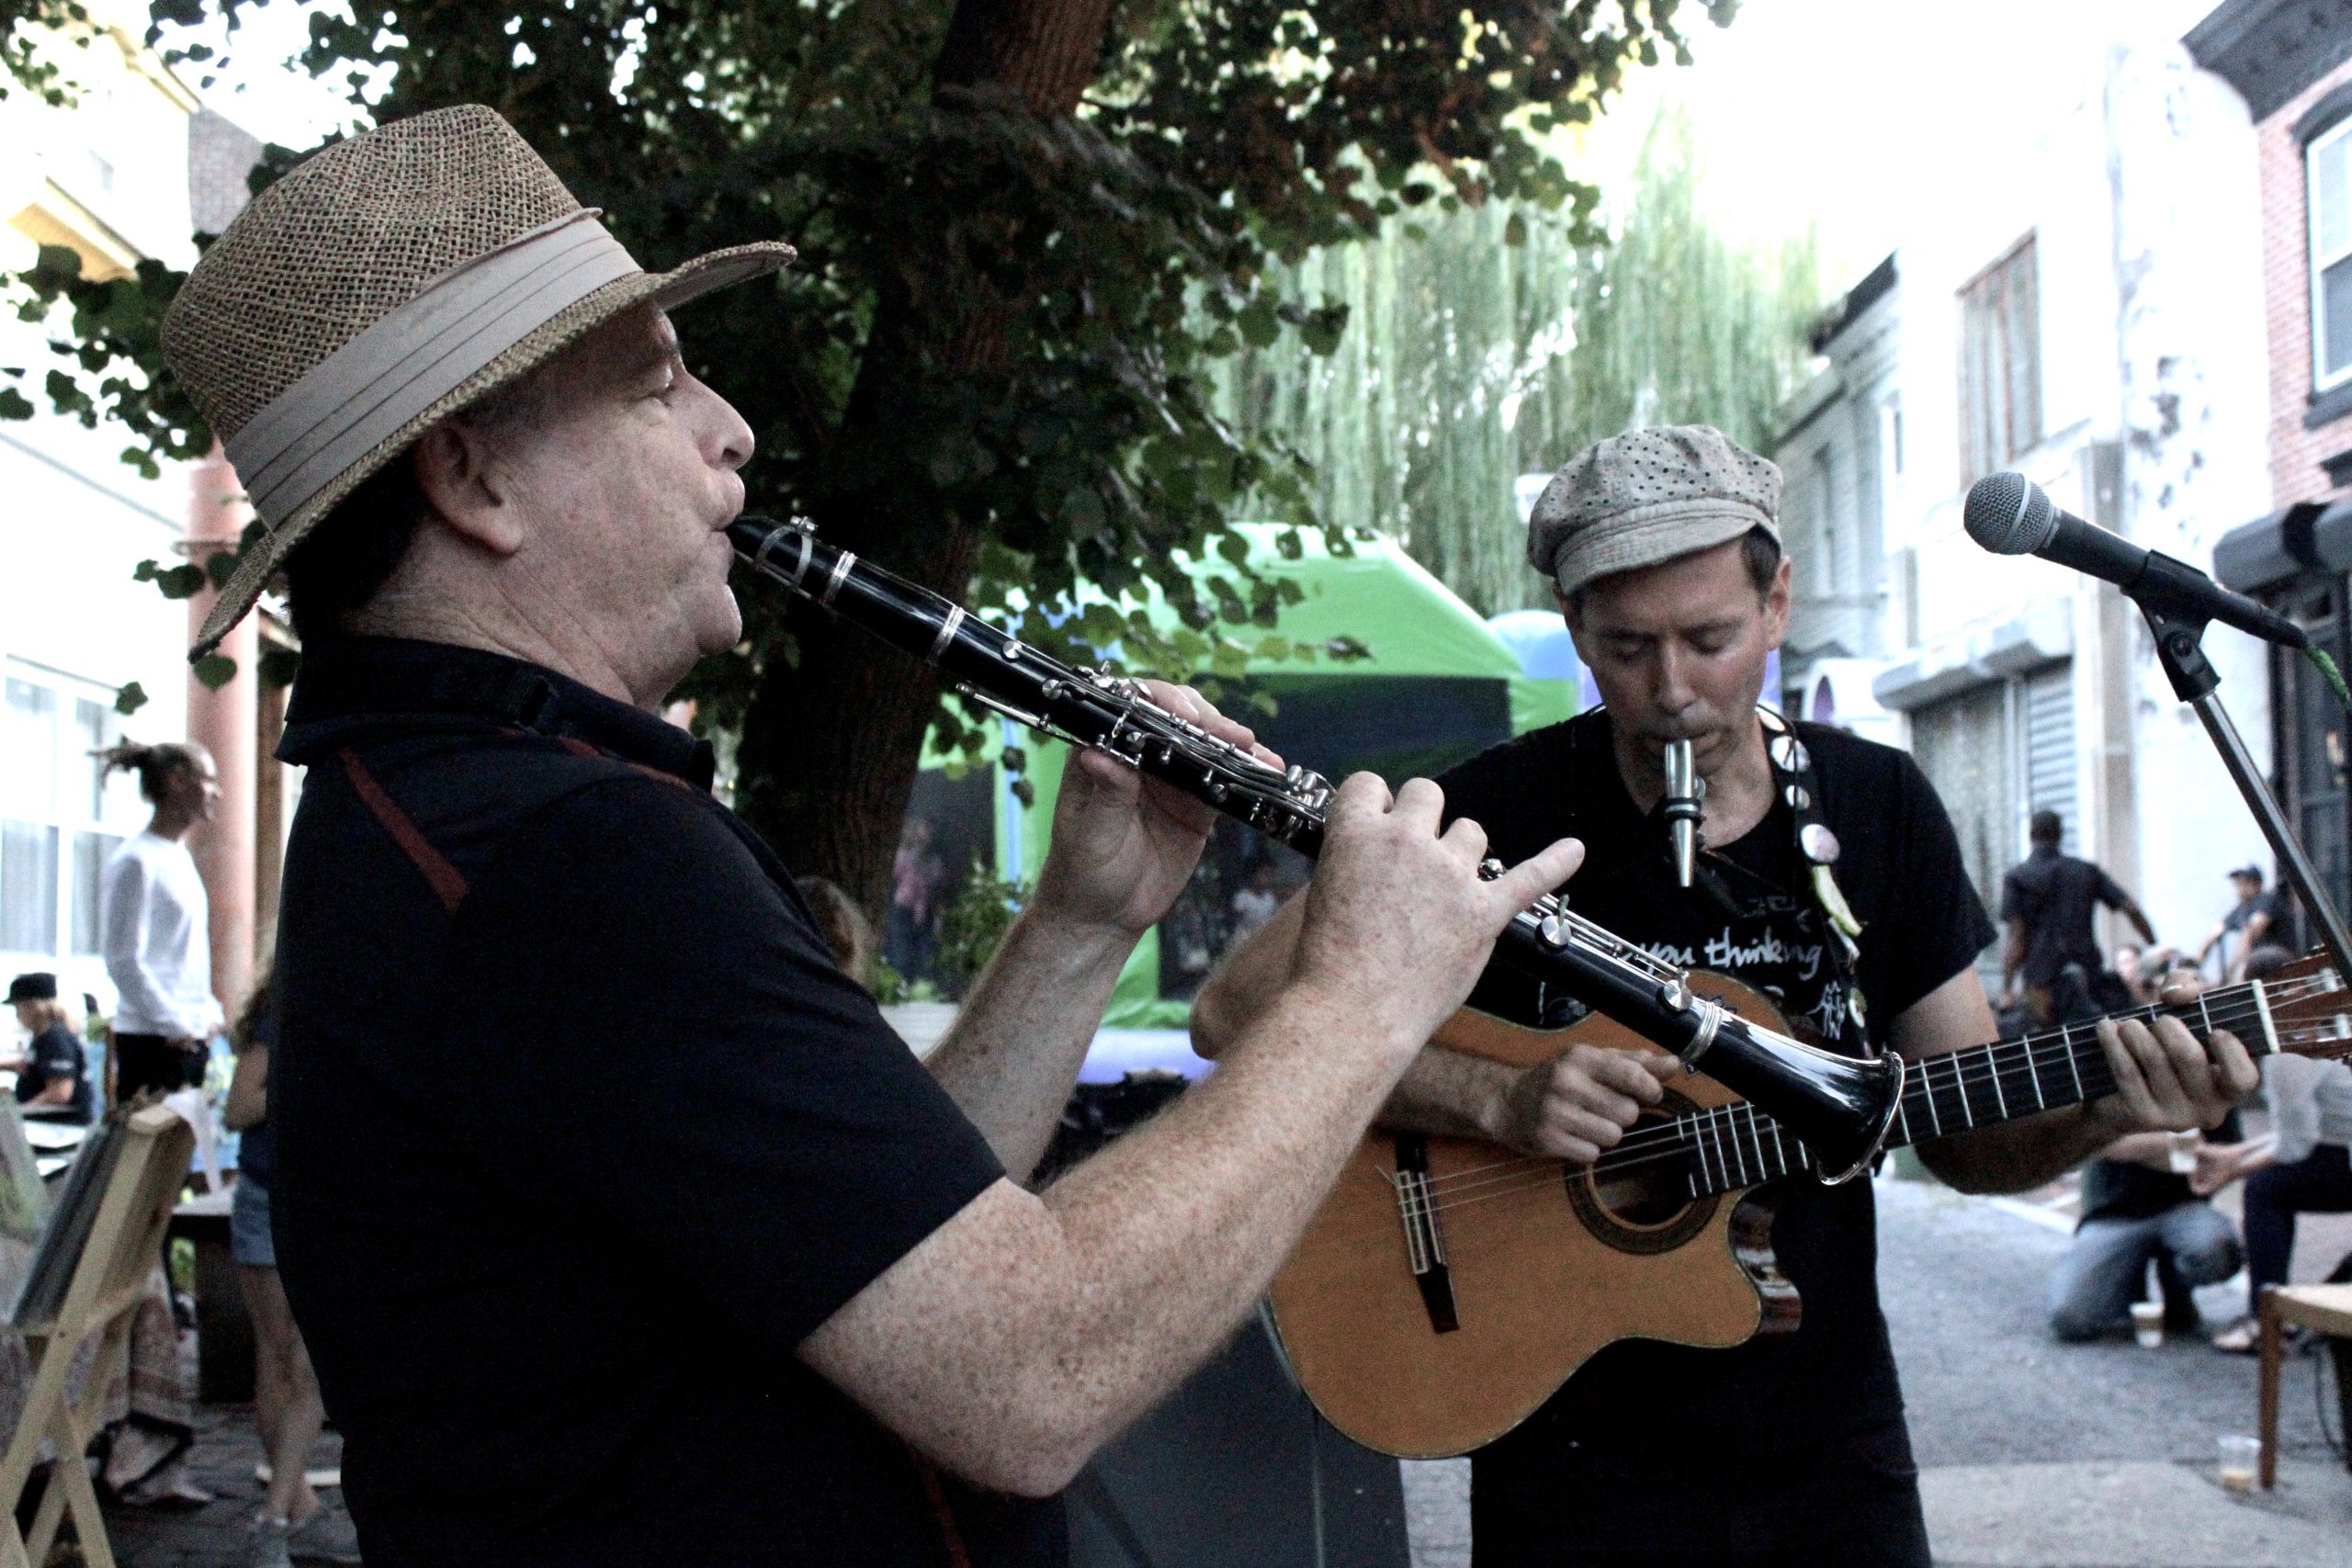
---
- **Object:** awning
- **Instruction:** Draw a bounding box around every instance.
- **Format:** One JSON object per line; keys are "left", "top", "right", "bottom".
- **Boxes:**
{"left": 1871, "top": 597, "right": 2074, "bottom": 712}
{"left": 2212, "top": 498, "right": 2352, "bottom": 594}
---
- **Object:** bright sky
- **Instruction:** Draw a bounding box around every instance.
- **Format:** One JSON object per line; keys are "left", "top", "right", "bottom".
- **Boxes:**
{"left": 164, "top": 0, "right": 2230, "bottom": 295}
{"left": 1574, "top": 0, "right": 2226, "bottom": 287}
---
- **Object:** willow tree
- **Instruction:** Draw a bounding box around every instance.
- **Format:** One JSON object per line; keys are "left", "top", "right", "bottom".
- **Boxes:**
{"left": 9, "top": 0, "right": 1741, "bottom": 916}
{"left": 1209, "top": 105, "right": 1819, "bottom": 616}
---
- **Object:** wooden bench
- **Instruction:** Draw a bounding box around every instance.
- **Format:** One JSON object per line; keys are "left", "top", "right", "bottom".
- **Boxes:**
{"left": 2256, "top": 1281, "right": 2352, "bottom": 1488}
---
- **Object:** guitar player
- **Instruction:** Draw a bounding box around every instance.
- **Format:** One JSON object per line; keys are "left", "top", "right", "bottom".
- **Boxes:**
{"left": 1191, "top": 425, "right": 2258, "bottom": 1567}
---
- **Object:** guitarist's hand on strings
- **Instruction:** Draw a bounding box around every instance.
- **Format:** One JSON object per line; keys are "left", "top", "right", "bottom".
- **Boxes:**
{"left": 1289, "top": 774, "right": 1584, "bottom": 1056}
{"left": 1493, "top": 1044, "right": 1680, "bottom": 1166}
{"left": 2085, "top": 972, "right": 2259, "bottom": 1138}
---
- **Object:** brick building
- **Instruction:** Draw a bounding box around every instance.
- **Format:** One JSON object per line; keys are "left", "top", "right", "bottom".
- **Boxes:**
{"left": 2200, "top": 0, "right": 2352, "bottom": 937}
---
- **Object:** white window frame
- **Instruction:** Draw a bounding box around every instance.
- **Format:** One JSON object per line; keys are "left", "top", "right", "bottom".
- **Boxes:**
{"left": 2309, "top": 116, "right": 2352, "bottom": 394}
{"left": 1, "top": 663, "right": 144, "bottom": 969}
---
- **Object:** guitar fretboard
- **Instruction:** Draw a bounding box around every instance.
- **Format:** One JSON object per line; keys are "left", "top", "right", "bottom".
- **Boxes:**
{"left": 1603, "top": 976, "right": 2291, "bottom": 1201}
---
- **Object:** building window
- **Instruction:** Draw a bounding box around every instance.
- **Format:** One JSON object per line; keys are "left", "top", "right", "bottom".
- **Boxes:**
{"left": 2311, "top": 117, "right": 2352, "bottom": 392}
{"left": 1959, "top": 236, "right": 2042, "bottom": 482}
{"left": 1, "top": 671, "right": 141, "bottom": 965}
{"left": 1814, "top": 448, "right": 1838, "bottom": 593}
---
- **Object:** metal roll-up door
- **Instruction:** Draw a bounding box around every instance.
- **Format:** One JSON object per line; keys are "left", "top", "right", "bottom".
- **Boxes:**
{"left": 2022, "top": 662, "right": 2076, "bottom": 851}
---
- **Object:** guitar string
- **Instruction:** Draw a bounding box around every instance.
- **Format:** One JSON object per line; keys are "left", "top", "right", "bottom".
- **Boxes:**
{"left": 1386, "top": 1012, "right": 2346, "bottom": 1227}
{"left": 1396, "top": 1013, "right": 2344, "bottom": 1219}
{"left": 1369, "top": 1023, "right": 2352, "bottom": 1241}
{"left": 1408, "top": 977, "right": 2330, "bottom": 1195}
{"left": 1408, "top": 986, "right": 2309, "bottom": 1199}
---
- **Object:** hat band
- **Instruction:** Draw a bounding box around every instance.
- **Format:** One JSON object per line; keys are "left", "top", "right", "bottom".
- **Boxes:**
{"left": 225, "top": 209, "right": 641, "bottom": 528}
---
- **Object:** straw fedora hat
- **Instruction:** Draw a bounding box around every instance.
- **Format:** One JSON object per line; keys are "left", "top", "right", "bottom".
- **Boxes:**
{"left": 163, "top": 104, "right": 796, "bottom": 658}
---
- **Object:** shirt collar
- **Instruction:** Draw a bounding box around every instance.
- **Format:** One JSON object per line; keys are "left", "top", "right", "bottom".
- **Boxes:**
{"left": 277, "top": 637, "right": 716, "bottom": 791}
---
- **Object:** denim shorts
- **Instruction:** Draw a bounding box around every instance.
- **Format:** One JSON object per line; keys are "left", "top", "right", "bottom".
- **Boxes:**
{"left": 230, "top": 1175, "right": 275, "bottom": 1269}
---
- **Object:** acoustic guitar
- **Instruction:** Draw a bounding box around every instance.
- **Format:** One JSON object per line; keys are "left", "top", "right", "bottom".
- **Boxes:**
{"left": 1266, "top": 955, "right": 2352, "bottom": 1458}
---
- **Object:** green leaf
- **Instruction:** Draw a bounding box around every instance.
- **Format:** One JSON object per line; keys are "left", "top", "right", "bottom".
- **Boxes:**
{"left": 112, "top": 681, "right": 147, "bottom": 716}
{"left": 1505, "top": 213, "right": 1528, "bottom": 248}
{"left": 190, "top": 654, "right": 237, "bottom": 691}
{"left": 153, "top": 563, "right": 207, "bottom": 600}
{"left": 257, "top": 648, "right": 303, "bottom": 689}
{"left": 1236, "top": 296, "right": 1279, "bottom": 349}
{"left": 0, "top": 387, "right": 30, "bottom": 420}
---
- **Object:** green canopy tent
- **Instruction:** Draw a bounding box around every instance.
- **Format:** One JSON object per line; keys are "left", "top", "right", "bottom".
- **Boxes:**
{"left": 899, "top": 525, "right": 1577, "bottom": 1028}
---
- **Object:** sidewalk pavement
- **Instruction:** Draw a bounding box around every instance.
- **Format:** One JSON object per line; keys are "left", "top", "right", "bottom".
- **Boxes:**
{"left": 1403, "top": 1175, "right": 2352, "bottom": 1568}
{"left": 92, "top": 1406, "right": 354, "bottom": 1568}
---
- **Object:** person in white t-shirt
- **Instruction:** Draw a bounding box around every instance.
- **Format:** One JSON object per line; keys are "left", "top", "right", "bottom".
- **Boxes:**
{"left": 95, "top": 740, "right": 224, "bottom": 1103}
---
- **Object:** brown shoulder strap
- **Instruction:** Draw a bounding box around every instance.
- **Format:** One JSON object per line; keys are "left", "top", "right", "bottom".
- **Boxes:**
{"left": 338, "top": 747, "right": 469, "bottom": 915}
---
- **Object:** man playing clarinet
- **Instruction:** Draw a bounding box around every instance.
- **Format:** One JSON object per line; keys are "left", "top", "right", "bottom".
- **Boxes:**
{"left": 1194, "top": 425, "right": 2256, "bottom": 1567}
{"left": 157, "top": 105, "right": 1582, "bottom": 1566}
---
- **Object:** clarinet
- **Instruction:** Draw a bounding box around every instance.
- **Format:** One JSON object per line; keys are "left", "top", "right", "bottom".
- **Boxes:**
{"left": 730, "top": 515, "right": 1903, "bottom": 1182}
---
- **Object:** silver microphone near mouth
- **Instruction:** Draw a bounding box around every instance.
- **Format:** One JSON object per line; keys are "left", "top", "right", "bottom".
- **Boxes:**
{"left": 1663, "top": 739, "right": 1704, "bottom": 888}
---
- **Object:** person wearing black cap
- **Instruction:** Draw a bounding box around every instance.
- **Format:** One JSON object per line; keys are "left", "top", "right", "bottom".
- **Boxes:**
{"left": 5, "top": 974, "right": 93, "bottom": 1123}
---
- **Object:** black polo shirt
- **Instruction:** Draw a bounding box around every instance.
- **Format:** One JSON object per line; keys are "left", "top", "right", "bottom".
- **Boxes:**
{"left": 1999, "top": 845, "right": 2130, "bottom": 987}
{"left": 271, "top": 637, "right": 1059, "bottom": 1568}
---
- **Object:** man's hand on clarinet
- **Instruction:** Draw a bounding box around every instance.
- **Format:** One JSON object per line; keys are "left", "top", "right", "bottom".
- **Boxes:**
{"left": 1286, "top": 774, "right": 1582, "bottom": 1058}
{"left": 2085, "top": 971, "right": 2259, "bottom": 1138}
{"left": 1030, "top": 680, "right": 1275, "bottom": 939}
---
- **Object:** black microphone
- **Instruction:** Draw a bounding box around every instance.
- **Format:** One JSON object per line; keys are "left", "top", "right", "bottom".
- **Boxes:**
{"left": 1962, "top": 472, "right": 2304, "bottom": 648}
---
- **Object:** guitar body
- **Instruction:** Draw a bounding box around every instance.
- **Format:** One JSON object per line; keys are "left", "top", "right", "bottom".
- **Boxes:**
{"left": 1266, "top": 972, "right": 1802, "bottom": 1459}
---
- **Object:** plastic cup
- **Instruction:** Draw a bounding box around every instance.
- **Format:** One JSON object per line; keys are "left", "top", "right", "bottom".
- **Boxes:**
{"left": 2218, "top": 1433, "right": 2259, "bottom": 1494}
{"left": 2131, "top": 1301, "right": 2165, "bottom": 1348}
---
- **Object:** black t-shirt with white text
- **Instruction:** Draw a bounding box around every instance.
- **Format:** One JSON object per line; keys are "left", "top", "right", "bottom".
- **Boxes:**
{"left": 271, "top": 638, "right": 1058, "bottom": 1568}
{"left": 1433, "top": 712, "right": 1994, "bottom": 1468}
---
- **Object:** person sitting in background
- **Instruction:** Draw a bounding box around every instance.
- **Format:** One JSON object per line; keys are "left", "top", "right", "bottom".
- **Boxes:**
{"left": 2195, "top": 865, "right": 2285, "bottom": 984}
{"left": 2047, "top": 968, "right": 2243, "bottom": 1342}
{"left": 5, "top": 973, "right": 93, "bottom": 1122}
{"left": 94, "top": 740, "right": 225, "bottom": 1103}
{"left": 2192, "top": 944, "right": 2352, "bottom": 1352}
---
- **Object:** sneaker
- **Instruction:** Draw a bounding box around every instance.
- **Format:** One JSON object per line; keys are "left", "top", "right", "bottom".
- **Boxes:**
{"left": 249, "top": 1517, "right": 295, "bottom": 1568}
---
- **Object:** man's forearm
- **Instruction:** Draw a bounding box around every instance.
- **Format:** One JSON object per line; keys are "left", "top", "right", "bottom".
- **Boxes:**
{"left": 923, "top": 909, "right": 1136, "bottom": 1179}
{"left": 1916, "top": 1102, "right": 2118, "bottom": 1194}
{"left": 1378, "top": 1042, "right": 1518, "bottom": 1141}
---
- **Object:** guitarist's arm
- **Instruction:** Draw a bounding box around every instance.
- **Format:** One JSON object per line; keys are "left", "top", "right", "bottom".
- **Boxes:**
{"left": 1903, "top": 968, "right": 2260, "bottom": 1194}
{"left": 1191, "top": 894, "right": 1678, "bottom": 1166}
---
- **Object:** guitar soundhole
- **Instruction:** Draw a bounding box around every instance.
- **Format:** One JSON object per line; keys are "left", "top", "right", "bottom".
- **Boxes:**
{"left": 1563, "top": 1087, "right": 1720, "bottom": 1256}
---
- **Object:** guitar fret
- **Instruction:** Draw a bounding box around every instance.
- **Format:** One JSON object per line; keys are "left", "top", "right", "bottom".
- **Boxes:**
{"left": 1987, "top": 1044, "right": 2009, "bottom": 1121}
{"left": 1922, "top": 1068, "right": 1942, "bottom": 1136}
{"left": 1742, "top": 1106, "right": 1767, "bottom": 1181}
{"left": 2062, "top": 1023, "right": 2083, "bottom": 1101}
{"left": 1714, "top": 1111, "right": 1742, "bottom": 1189}
{"left": 2024, "top": 1038, "right": 2045, "bottom": 1109}
{"left": 1689, "top": 1117, "right": 1713, "bottom": 1194}
{"left": 1952, "top": 1054, "right": 1977, "bottom": 1126}
{"left": 1894, "top": 1094, "right": 1913, "bottom": 1146}
{"left": 2199, "top": 995, "right": 2214, "bottom": 1037}
{"left": 1770, "top": 1115, "right": 1788, "bottom": 1174}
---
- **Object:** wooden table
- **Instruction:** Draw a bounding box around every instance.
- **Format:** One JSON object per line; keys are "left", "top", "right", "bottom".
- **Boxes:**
{"left": 165, "top": 1188, "right": 252, "bottom": 1404}
{"left": 2256, "top": 1281, "right": 2352, "bottom": 1487}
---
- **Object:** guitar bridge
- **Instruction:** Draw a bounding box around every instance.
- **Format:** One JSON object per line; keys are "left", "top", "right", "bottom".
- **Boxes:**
{"left": 1392, "top": 1134, "right": 1460, "bottom": 1335}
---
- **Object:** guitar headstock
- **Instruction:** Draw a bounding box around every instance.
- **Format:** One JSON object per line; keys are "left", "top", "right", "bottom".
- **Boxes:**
{"left": 2255, "top": 951, "right": 2352, "bottom": 1061}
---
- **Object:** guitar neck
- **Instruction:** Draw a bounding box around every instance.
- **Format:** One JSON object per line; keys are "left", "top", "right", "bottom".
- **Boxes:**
{"left": 1620, "top": 977, "right": 2287, "bottom": 1200}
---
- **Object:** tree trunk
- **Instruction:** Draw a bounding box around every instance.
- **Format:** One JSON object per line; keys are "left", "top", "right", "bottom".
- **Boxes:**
{"left": 733, "top": 0, "right": 1115, "bottom": 923}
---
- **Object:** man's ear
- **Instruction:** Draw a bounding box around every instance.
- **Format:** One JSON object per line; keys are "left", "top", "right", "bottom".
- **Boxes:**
{"left": 1761, "top": 554, "right": 1792, "bottom": 650}
{"left": 412, "top": 417, "right": 526, "bottom": 556}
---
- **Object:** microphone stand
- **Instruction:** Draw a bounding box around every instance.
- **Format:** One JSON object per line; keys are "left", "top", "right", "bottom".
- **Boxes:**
{"left": 2140, "top": 601, "right": 2352, "bottom": 979}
